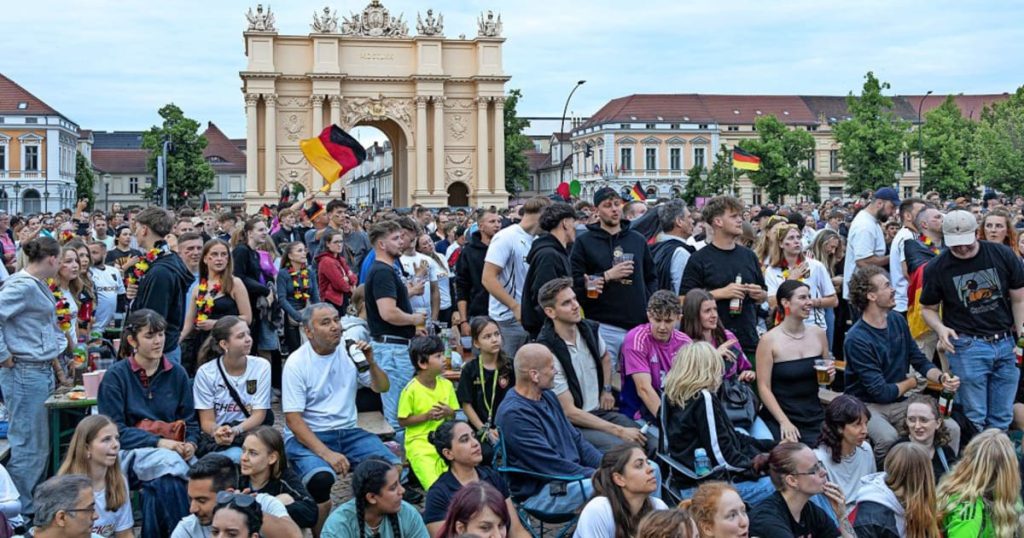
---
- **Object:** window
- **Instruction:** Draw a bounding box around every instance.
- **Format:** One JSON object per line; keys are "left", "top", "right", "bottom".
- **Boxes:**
{"left": 0, "top": 145, "right": 5, "bottom": 170}
{"left": 599, "top": 149, "right": 603, "bottom": 168}
{"left": 727, "top": 126, "right": 739, "bottom": 131}
{"left": 24, "top": 146, "right": 39, "bottom": 171}
{"left": 645, "top": 148, "right": 657, "bottom": 170}
{"left": 806, "top": 125, "right": 818, "bottom": 131}
{"left": 645, "top": 123, "right": 656, "bottom": 130}
{"left": 620, "top": 124, "right": 630, "bottom": 129}
{"left": 25, "top": 118, "right": 37, "bottom": 124}
{"left": 694, "top": 147, "right": 706, "bottom": 168}
{"left": 807, "top": 153, "right": 816, "bottom": 171}
{"left": 903, "top": 186, "right": 914, "bottom": 199}
{"left": 670, "top": 123, "right": 679, "bottom": 129}
{"left": 16, "top": 102, "right": 27, "bottom": 110}
{"left": 698, "top": 124, "right": 709, "bottom": 129}
{"left": 620, "top": 147, "right": 633, "bottom": 171}
{"left": 903, "top": 152, "right": 913, "bottom": 172}
{"left": 670, "top": 148, "right": 682, "bottom": 170}
{"left": 829, "top": 186, "right": 843, "bottom": 199}
{"left": 129, "top": 177, "right": 139, "bottom": 194}
{"left": 752, "top": 188, "right": 763, "bottom": 206}
{"left": 829, "top": 150, "right": 839, "bottom": 173}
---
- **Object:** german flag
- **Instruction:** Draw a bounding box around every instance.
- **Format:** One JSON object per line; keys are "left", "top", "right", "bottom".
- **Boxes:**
{"left": 630, "top": 181, "right": 646, "bottom": 202}
{"left": 300, "top": 125, "right": 368, "bottom": 185}
{"left": 732, "top": 147, "right": 761, "bottom": 171}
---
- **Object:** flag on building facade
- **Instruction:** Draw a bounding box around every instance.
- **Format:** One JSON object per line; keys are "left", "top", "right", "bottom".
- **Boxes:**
{"left": 630, "top": 181, "right": 646, "bottom": 202}
{"left": 300, "top": 125, "right": 368, "bottom": 185}
{"left": 732, "top": 147, "right": 761, "bottom": 171}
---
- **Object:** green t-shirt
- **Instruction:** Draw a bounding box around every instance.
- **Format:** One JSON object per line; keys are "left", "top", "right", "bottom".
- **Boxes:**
{"left": 944, "top": 497, "right": 992, "bottom": 538}
{"left": 321, "top": 500, "right": 428, "bottom": 538}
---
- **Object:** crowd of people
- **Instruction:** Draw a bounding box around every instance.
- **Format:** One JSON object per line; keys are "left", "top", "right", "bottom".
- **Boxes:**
{"left": 2, "top": 185, "right": 1024, "bottom": 537}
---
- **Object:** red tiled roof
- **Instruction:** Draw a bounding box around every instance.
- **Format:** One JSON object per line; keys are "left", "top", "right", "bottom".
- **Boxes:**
{"left": 0, "top": 73, "right": 60, "bottom": 116}
{"left": 580, "top": 94, "right": 714, "bottom": 129}
{"left": 698, "top": 95, "right": 817, "bottom": 125}
{"left": 524, "top": 149, "right": 551, "bottom": 172}
{"left": 902, "top": 94, "right": 1011, "bottom": 121}
{"left": 92, "top": 149, "right": 150, "bottom": 175}
{"left": 78, "top": 129, "right": 93, "bottom": 141}
{"left": 202, "top": 122, "right": 247, "bottom": 173}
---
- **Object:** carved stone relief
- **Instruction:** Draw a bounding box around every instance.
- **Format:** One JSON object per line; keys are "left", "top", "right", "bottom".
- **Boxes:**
{"left": 278, "top": 153, "right": 312, "bottom": 191}
{"left": 338, "top": 95, "right": 414, "bottom": 132}
{"left": 445, "top": 153, "right": 473, "bottom": 185}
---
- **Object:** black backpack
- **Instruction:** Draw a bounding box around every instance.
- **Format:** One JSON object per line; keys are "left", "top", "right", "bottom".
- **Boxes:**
{"left": 649, "top": 239, "right": 694, "bottom": 293}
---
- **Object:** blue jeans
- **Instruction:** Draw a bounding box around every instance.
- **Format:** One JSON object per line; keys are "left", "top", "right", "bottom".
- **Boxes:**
{"left": 0, "top": 362, "right": 54, "bottom": 515}
{"left": 947, "top": 335, "right": 1018, "bottom": 431}
{"left": 522, "top": 461, "right": 661, "bottom": 515}
{"left": 496, "top": 318, "right": 529, "bottom": 360}
{"left": 372, "top": 341, "right": 414, "bottom": 441}
{"left": 285, "top": 428, "right": 400, "bottom": 485}
{"left": 675, "top": 476, "right": 775, "bottom": 506}
{"left": 824, "top": 307, "right": 835, "bottom": 353}
{"left": 735, "top": 417, "right": 774, "bottom": 441}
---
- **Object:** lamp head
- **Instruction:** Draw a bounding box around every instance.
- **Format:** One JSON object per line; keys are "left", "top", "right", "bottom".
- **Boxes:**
{"left": 577, "top": 80, "right": 586, "bottom": 85}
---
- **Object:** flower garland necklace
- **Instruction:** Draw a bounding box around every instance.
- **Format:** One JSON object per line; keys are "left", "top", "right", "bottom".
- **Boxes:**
{"left": 290, "top": 265, "right": 311, "bottom": 301}
{"left": 195, "top": 278, "right": 222, "bottom": 322}
{"left": 779, "top": 255, "right": 806, "bottom": 282}
{"left": 47, "top": 278, "right": 73, "bottom": 332}
{"left": 919, "top": 233, "right": 940, "bottom": 256}
{"left": 125, "top": 243, "right": 170, "bottom": 286}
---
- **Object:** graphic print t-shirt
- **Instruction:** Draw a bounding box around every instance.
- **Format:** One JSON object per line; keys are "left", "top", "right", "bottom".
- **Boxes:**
{"left": 920, "top": 241, "right": 1024, "bottom": 336}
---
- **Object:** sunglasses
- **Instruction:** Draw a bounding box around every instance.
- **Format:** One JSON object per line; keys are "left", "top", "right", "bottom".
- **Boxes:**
{"left": 790, "top": 461, "right": 826, "bottom": 476}
{"left": 215, "top": 491, "right": 256, "bottom": 509}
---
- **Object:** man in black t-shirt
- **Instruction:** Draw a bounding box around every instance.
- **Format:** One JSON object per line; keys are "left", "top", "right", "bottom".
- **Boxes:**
{"left": 679, "top": 196, "right": 767, "bottom": 358}
{"left": 365, "top": 220, "right": 427, "bottom": 436}
{"left": 920, "top": 210, "right": 1024, "bottom": 432}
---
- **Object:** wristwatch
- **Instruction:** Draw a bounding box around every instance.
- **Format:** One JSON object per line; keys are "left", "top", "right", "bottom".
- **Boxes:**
{"left": 602, "top": 384, "right": 613, "bottom": 393}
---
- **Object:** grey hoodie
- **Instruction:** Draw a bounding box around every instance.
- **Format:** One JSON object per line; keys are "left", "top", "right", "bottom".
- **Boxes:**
{"left": 342, "top": 315, "right": 370, "bottom": 343}
{"left": 849, "top": 472, "right": 905, "bottom": 537}
{"left": 0, "top": 270, "right": 65, "bottom": 362}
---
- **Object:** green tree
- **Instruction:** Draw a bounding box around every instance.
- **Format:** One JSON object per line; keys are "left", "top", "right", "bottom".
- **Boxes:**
{"left": 833, "top": 72, "right": 909, "bottom": 195}
{"left": 919, "top": 95, "right": 976, "bottom": 199}
{"left": 141, "top": 104, "right": 215, "bottom": 208}
{"left": 970, "top": 86, "right": 1024, "bottom": 194}
{"left": 74, "top": 150, "right": 95, "bottom": 209}
{"left": 682, "top": 145, "right": 734, "bottom": 204}
{"left": 738, "top": 115, "right": 816, "bottom": 203}
{"left": 503, "top": 89, "right": 532, "bottom": 196}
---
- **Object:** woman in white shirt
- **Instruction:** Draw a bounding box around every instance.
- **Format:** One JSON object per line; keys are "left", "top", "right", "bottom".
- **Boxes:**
{"left": 764, "top": 224, "right": 838, "bottom": 331}
{"left": 812, "top": 394, "right": 875, "bottom": 512}
{"left": 57, "top": 415, "right": 133, "bottom": 538}
{"left": 416, "top": 232, "right": 454, "bottom": 324}
{"left": 193, "top": 315, "right": 271, "bottom": 462}
{"left": 574, "top": 444, "right": 667, "bottom": 538}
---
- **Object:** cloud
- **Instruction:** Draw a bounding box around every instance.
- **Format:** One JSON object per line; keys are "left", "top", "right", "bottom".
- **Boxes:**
{"left": 1, "top": 0, "right": 1020, "bottom": 139}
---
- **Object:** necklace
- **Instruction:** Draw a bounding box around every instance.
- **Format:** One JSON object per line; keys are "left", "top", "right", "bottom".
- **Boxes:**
{"left": 781, "top": 326, "right": 806, "bottom": 340}
{"left": 290, "top": 265, "right": 311, "bottom": 301}
{"left": 126, "top": 243, "right": 170, "bottom": 286}
{"left": 779, "top": 256, "right": 806, "bottom": 282}
{"left": 195, "top": 278, "right": 222, "bottom": 322}
{"left": 47, "top": 279, "right": 73, "bottom": 332}
{"left": 919, "top": 233, "right": 940, "bottom": 256}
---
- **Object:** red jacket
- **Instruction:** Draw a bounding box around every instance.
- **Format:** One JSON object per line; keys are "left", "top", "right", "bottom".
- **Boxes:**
{"left": 315, "top": 251, "right": 356, "bottom": 307}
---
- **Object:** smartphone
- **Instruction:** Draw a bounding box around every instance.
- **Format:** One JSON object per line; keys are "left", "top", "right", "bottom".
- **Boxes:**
{"left": 76, "top": 221, "right": 90, "bottom": 237}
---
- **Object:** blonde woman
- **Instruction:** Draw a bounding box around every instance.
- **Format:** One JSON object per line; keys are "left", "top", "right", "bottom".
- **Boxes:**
{"left": 764, "top": 225, "right": 837, "bottom": 331}
{"left": 809, "top": 229, "right": 843, "bottom": 350}
{"left": 937, "top": 429, "right": 1024, "bottom": 538}
{"left": 662, "top": 342, "right": 776, "bottom": 504}
{"left": 57, "top": 414, "right": 134, "bottom": 538}
{"left": 850, "top": 443, "right": 939, "bottom": 538}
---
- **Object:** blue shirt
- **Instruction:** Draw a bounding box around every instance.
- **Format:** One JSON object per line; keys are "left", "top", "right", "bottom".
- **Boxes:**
{"left": 844, "top": 311, "right": 937, "bottom": 404}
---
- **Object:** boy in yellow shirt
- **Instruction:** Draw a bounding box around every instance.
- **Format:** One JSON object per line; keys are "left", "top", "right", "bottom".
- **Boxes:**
{"left": 397, "top": 335, "right": 458, "bottom": 489}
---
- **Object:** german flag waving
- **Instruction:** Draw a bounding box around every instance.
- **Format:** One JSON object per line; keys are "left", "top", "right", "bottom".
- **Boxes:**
{"left": 732, "top": 147, "right": 761, "bottom": 171}
{"left": 630, "top": 181, "right": 647, "bottom": 202}
{"left": 300, "top": 125, "right": 368, "bottom": 186}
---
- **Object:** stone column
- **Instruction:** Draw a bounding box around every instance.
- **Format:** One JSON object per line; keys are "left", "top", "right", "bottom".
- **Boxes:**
{"left": 432, "top": 96, "right": 445, "bottom": 196}
{"left": 492, "top": 97, "right": 505, "bottom": 195}
{"left": 328, "top": 96, "right": 342, "bottom": 196}
{"left": 310, "top": 95, "right": 324, "bottom": 192}
{"left": 415, "top": 96, "right": 429, "bottom": 198}
{"left": 263, "top": 93, "right": 277, "bottom": 196}
{"left": 245, "top": 93, "right": 260, "bottom": 199}
{"left": 476, "top": 97, "right": 490, "bottom": 200}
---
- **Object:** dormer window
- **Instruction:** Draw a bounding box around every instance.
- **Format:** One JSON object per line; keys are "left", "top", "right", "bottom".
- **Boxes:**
{"left": 16, "top": 102, "right": 27, "bottom": 110}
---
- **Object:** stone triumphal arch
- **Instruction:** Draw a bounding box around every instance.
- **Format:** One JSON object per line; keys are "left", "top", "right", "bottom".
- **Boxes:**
{"left": 240, "top": 2, "right": 510, "bottom": 210}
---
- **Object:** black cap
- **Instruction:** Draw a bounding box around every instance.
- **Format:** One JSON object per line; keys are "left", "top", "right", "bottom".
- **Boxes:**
{"left": 594, "top": 187, "right": 621, "bottom": 207}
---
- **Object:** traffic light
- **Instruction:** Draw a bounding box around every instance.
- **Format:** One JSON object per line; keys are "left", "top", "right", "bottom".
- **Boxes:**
{"left": 584, "top": 144, "right": 593, "bottom": 158}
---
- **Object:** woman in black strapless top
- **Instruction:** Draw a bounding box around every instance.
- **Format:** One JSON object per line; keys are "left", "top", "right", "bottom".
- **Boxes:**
{"left": 180, "top": 239, "right": 252, "bottom": 374}
{"left": 756, "top": 280, "right": 834, "bottom": 445}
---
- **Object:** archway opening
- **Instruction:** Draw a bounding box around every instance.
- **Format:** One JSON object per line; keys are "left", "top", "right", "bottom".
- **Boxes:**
{"left": 447, "top": 181, "right": 469, "bottom": 208}
{"left": 344, "top": 123, "right": 405, "bottom": 209}
{"left": 22, "top": 188, "right": 40, "bottom": 214}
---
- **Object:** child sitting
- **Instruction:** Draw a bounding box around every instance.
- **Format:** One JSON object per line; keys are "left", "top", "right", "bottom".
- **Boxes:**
{"left": 397, "top": 335, "right": 459, "bottom": 489}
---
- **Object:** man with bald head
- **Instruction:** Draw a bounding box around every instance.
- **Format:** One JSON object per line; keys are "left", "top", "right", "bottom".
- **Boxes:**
{"left": 495, "top": 343, "right": 602, "bottom": 515}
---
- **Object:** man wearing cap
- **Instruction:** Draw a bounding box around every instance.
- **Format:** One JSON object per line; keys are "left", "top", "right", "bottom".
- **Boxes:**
{"left": 571, "top": 187, "right": 656, "bottom": 372}
{"left": 843, "top": 188, "right": 899, "bottom": 310}
{"left": 920, "top": 209, "right": 1024, "bottom": 431}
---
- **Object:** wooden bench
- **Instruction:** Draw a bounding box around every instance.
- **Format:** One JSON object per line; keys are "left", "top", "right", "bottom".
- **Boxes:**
{"left": 819, "top": 388, "right": 841, "bottom": 405}
{"left": 358, "top": 411, "right": 395, "bottom": 437}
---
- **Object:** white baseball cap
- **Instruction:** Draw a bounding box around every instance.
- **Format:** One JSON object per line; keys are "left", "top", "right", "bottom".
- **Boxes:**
{"left": 942, "top": 210, "right": 978, "bottom": 247}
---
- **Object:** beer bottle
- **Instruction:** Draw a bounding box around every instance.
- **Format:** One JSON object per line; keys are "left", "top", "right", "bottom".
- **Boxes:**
{"left": 729, "top": 275, "right": 743, "bottom": 315}
{"left": 1016, "top": 336, "right": 1024, "bottom": 368}
{"left": 938, "top": 388, "right": 954, "bottom": 417}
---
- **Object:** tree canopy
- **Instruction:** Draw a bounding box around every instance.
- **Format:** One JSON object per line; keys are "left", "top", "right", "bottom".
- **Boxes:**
{"left": 738, "top": 115, "right": 816, "bottom": 203}
{"left": 920, "top": 95, "right": 976, "bottom": 199}
{"left": 834, "top": 72, "right": 909, "bottom": 195}
{"left": 141, "top": 104, "right": 215, "bottom": 208}
{"left": 503, "top": 89, "right": 532, "bottom": 197}
{"left": 970, "top": 86, "right": 1024, "bottom": 195}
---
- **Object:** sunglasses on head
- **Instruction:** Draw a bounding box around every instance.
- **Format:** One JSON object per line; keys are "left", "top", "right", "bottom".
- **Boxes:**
{"left": 215, "top": 491, "right": 256, "bottom": 509}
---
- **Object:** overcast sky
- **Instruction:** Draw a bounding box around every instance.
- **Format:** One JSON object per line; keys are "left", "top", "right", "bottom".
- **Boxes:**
{"left": 4, "top": 0, "right": 1022, "bottom": 141}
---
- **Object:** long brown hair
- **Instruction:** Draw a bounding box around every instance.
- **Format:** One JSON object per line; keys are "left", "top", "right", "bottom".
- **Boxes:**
{"left": 591, "top": 444, "right": 653, "bottom": 538}
{"left": 681, "top": 289, "right": 726, "bottom": 345}
{"left": 883, "top": 443, "right": 939, "bottom": 538}
{"left": 979, "top": 208, "right": 1018, "bottom": 254}
{"left": 198, "top": 239, "right": 235, "bottom": 298}
{"left": 57, "top": 414, "right": 128, "bottom": 512}
{"left": 197, "top": 315, "right": 248, "bottom": 366}
{"left": 245, "top": 426, "right": 287, "bottom": 480}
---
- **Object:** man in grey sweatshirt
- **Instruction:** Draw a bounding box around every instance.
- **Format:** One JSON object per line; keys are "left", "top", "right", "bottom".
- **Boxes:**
{"left": 0, "top": 236, "right": 64, "bottom": 517}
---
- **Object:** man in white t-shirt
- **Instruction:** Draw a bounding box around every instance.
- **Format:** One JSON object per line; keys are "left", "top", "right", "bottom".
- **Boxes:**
{"left": 193, "top": 354, "right": 272, "bottom": 462}
{"left": 399, "top": 225, "right": 439, "bottom": 321}
{"left": 172, "top": 453, "right": 300, "bottom": 538}
{"left": 88, "top": 241, "right": 125, "bottom": 332}
{"left": 843, "top": 188, "right": 898, "bottom": 306}
{"left": 482, "top": 196, "right": 550, "bottom": 357}
{"left": 281, "top": 303, "right": 398, "bottom": 515}
{"left": 888, "top": 198, "right": 925, "bottom": 313}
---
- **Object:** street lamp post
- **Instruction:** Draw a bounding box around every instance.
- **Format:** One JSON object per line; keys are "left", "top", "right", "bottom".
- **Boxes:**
{"left": 12, "top": 182, "right": 20, "bottom": 214}
{"left": 558, "top": 80, "right": 586, "bottom": 187}
{"left": 917, "top": 90, "right": 933, "bottom": 189}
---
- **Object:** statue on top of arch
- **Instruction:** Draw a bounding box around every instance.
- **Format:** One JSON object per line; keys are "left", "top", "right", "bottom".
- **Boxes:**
{"left": 416, "top": 9, "right": 444, "bottom": 36}
{"left": 341, "top": 0, "right": 409, "bottom": 38}
{"left": 311, "top": 6, "right": 338, "bottom": 33}
{"left": 245, "top": 4, "right": 276, "bottom": 32}
{"left": 477, "top": 10, "right": 502, "bottom": 37}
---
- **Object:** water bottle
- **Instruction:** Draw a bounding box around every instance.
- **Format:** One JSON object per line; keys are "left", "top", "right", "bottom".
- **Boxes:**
{"left": 346, "top": 339, "right": 370, "bottom": 373}
{"left": 694, "top": 448, "right": 711, "bottom": 477}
